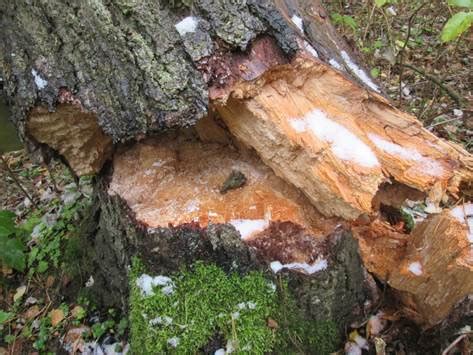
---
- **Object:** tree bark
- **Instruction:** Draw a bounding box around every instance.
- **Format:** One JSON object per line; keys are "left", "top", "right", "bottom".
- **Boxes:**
{"left": 1, "top": 0, "right": 472, "bottom": 344}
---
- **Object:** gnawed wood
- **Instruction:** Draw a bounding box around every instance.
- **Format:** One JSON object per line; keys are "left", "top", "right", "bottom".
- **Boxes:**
{"left": 354, "top": 206, "right": 472, "bottom": 328}
{"left": 98, "top": 131, "right": 373, "bottom": 335}
{"left": 27, "top": 102, "right": 112, "bottom": 176}
{"left": 214, "top": 57, "right": 473, "bottom": 220}
{"left": 108, "top": 133, "right": 342, "bottom": 248}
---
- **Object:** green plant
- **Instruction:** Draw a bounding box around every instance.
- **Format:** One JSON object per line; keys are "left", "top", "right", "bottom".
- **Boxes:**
{"left": 441, "top": 0, "right": 473, "bottom": 42}
{"left": 130, "top": 260, "right": 278, "bottom": 354}
{"left": 27, "top": 196, "right": 91, "bottom": 276}
{"left": 0, "top": 210, "right": 26, "bottom": 271}
{"left": 0, "top": 310, "right": 12, "bottom": 325}
{"left": 331, "top": 13, "right": 358, "bottom": 32}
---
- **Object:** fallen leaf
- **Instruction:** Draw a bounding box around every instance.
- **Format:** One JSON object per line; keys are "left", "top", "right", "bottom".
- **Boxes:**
{"left": 13, "top": 285, "right": 27, "bottom": 303}
{"left": 46, "top": 276, "right": 55, "bottom": 288}
{"left": 50, "top": 309, "right": 65, "bottom": 327}
{"left": 71, "top": 306, "right": 85, "bottom": 319}
{"left": 267, "top": 317, "right": 279, "bottom": 329}
{"left": 24, "top": 305, "right": 40, "bottom": 320}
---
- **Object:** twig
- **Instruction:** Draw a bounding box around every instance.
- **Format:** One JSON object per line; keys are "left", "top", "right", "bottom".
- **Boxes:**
{"left": 441, "top": 334, "right": 468, "bottom": 355}
{"left": 401, "top": 63, "right": 463, "bottom": 105}
{"left": 397, "top": 2, "right": 427, "bottom": 104}
{"left": 362, "top": 3, "right": 376, "bottom": 42}
{"left": 0, "top": 154, "right": 38, "bottom": 209}
{"left": 427, "top": 116, "right": 461, "bottom": 128}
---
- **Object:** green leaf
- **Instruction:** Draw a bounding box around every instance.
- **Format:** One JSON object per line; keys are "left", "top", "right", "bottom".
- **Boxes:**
{"left": 375, "top": 0, "right": 389, "bottom": 7}
{"left": 342, "top": 15, "right": 358, "bottom": 31}
{"left": 448, "top": 0, "right": 473, "bottom": 9}
{"left": 441, "top": 12, "right": 473, "bottom": 42}
{"left": 0, "top": 210, "right": 16, "bottom": 237}
{"left": 0, "top": 310, "right": 12, "bottom": 324}
{"left": 37, "top": 260, "right": 49, "bottom": 273}
{"left": 371, "top": 68, "right": 381, "bottom": 78}
{"left": 0, "top": 236, "right": 26, "bottom": 271}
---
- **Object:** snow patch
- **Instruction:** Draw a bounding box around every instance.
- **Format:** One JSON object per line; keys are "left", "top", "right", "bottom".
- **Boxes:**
{"left": 167, "top": 337, "right": 180, "bottom": 348}
{"left": 368, "top": 133, "right": 445, "bottom": 177}
{"left": 367, "top": 312, "right": 386, "bottom": 336}
{"left": 214, "top": 350, "right": 225, "bottom": 355}
{"left": 152, "top": 160, "right": 166, "bottom": 168}
{"left": 136, "top": 274, "right": 175, "bottom": 297}
{"left": 290, "top": 109, "right": 380, "bottom": 168}
{"left": 175, "top": 16, "right": 198, "bottom": 36}
{"left": 329, "top": 58, "right": 343, "bottom": 70}
{"left": 229, "top": 219, "right": 269, "bottom": 239}
{"left": 408, "top": 262, "right": 423, "bottom": 276}
{"left": 291, "top": 14, "right": 303, "bottom": 32}
{"left": 31, "top": 69, "right": 48, "bottom": 90}
{"left": 270, "top": 258, "right": 328, "bottom": 275}
{"left": 303, "top": 41, "right": 318, "bottom": 58}
{"left": 340, "top": 51, "right": 380, "bottom": 92}
{"left": 186, "top": 200, "right": 199, "bottom": 213}
{"left": 450, "top": 204, "right": 473, "bottom": 243}
{"left": 149, "top": 316, "right": 173, "bottom": 326}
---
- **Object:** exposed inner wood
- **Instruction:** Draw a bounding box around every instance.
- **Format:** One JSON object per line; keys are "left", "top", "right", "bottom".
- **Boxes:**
{"left": 108, "top": 133, "right": 342, "bottom": 267}
{"left": 27, "top": 103, "right": 113, "bottom": 176}
{"left": 354, "top": 209, "right": 473, "bottom": 328}
{"left": 214, "top": 57, "right": 473, "bottom": 220}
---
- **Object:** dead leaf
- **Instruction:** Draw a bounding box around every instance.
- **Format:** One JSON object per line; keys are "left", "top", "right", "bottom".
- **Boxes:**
{"left": 13, "top": 285, "right": 27, "bottom": 302}
{"left": 50, "top": 309, "right": 65, "bottom": 327}
{"left": 71, "top": 305, "right": 84, "bottom": 319}
{"left": 267, "top": 317, "right": 279, "bottom": 329}
{"left": 45, "top": 276, "right": 55, "bottom": 288}
{"left": 24, "top": 305, "right": 40, "bottom": 320}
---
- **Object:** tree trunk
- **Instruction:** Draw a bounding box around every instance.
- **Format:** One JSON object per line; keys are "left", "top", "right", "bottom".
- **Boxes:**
{"left": 1, "top": 0, "right": 472, "bottom": 347}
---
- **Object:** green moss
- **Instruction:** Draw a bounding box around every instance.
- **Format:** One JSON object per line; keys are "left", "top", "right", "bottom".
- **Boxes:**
{"left": 129, "top": 260, "right": 341, "bottom": 354}
{"left": 274, "top": 277, "right": 341, "bottom": 355}
{"left": 130, "top": 259, "right": 278, "bottom": 354}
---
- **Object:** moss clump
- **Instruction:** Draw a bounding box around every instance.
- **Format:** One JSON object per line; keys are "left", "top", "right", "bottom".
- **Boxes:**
{"left": 130, "top": 260, "right": 278, "bottom": 354}
{"left": 274, "top": 278, "right": 341, "bottom": 355}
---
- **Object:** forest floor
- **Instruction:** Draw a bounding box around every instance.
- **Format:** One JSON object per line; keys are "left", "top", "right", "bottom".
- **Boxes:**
{"left": 0, "top": 1, "right": 472, "bottom": 354}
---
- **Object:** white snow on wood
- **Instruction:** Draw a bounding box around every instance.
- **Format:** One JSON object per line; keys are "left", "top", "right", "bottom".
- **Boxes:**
{"left": 340, "top": 50, "right": 380, "bottom": 92}
{"left": 31, "top": 69, "right": 47, "bottom": 90}
{"left": 450, "top": 204, "right": 473, "bottom": 243}
{"left": 290, "top": 109, "right": 380, "bottom": 168}
{"left": 291, "top": 14, "right": 304, "bottom": 32}
{"left": 175, "top": 16, "right": 198, "bottom": 36}
{"left": 152, "top": 160, "right": 166, "bottom": 168}
{"left": 303, "top": 40, "right": 318, "bottom": 58}
{"left": 368, "top": 133, "right": 422, "bottom": 160}
{"left": 368, "top": 133, "right": 445, "bottom": 177}
{"left": 136, "top": 274, "right": 175, "bottom": 297}
{"left": 329, "top": 58, "right": 343, "bottom": 70}
{"left": 270, "top": 258, "right": 328, "bottom": 275}
{"left": 408, "top": 261, "right": 423, "bottom": 276}
{"left": 229, "top": 219, "right": 269, "bottom": 239}
{"left": 185, "top": 200, "right": 199, "bottom": 213}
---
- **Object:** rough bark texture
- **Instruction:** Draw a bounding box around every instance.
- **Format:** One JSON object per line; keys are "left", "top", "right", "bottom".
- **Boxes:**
{"left": 0, "top": 0, "right": 303, "bottom": 143}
